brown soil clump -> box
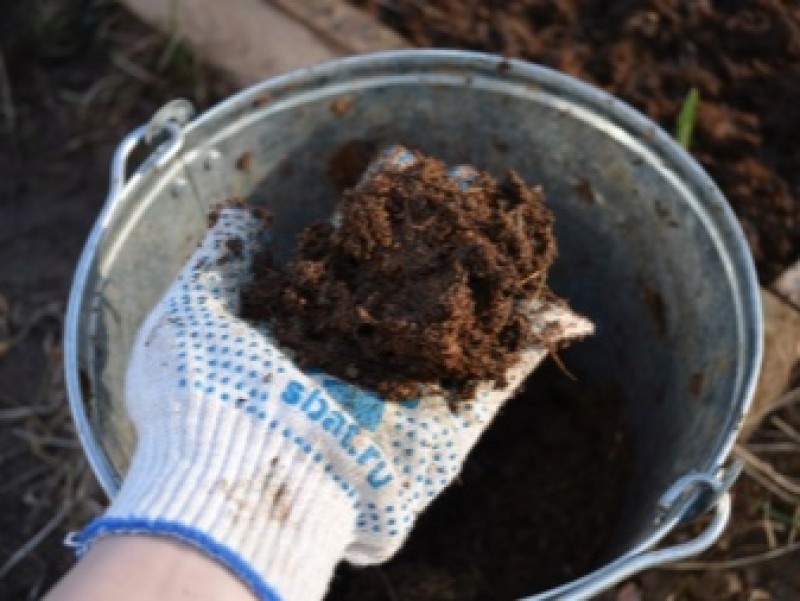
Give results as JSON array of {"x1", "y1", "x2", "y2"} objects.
[{"x1": 241, "y1": 149, "x2": 565, "y2": 400}]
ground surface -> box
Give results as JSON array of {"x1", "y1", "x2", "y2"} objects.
[
  {"x1": 356, "y1": 0, "x2": 800, "y2": 284},
  {"x1": 0, "y1": 1, "x2": 799, "y2": 600},
  {"x1": 0, "y1": 2, "x2": 232, "y2": 598}
]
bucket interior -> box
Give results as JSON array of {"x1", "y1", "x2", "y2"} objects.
[{"x1": 73, "y1": 53, "x2": 759, "y2": 598}]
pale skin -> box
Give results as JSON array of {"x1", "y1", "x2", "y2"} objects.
[{"x1": 45, "y1": 536, "x2": 256, "y2": 601}]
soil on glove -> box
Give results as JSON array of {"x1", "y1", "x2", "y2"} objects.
[
  {"x1": 328, "y1": 360, "x2": 634, "y2": 600},
  {"x1": 352, "y1": 0, "x2": 800, "y2": 283},
  {"x1": 242, "y1": 150, "x2": 569, "y2": 401}
]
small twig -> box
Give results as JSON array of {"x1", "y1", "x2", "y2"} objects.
[
  {"x1": 745, "y1": 442, "x2": 800, "y2": 454},
  {"x1": 740, "y1": 460, "x2": 798, "y2": 505},
  {"x1": 23, "y1": 463, "x2": 69, "y2": 507},
  {"x1": 662, "y1": 540, "x2": 800, "y2": 571},
  {"x1": 747, "y1": 387, "x2": 800, "y2": 435},
  {"x1": 736, "y1": 444, "x2": 800, "y2": 497},
  {"x1": 770, "y1": 415, "x2": 800, "y2": 445},
  {"x1": 764, "y1": 505, "x2": 800, "y2": 529},
  {"x1": 762, "y1": 502, "x2": 778, "y2": 549},
  {"x1": 0, "y1": 464, "x2": 51, "y2": 495},
  {"x1": 519, "y1": 270, "x2": 542, "y2": 285},
  {"x1": 0, "y1": 502, "x2": 72, "y2": 579},
  {"x1": 11, "y1": 429, "x2": 81, "y2": 450},
  {"x1": 77, "y1": 74, "x2": 121, "y2": 121},
  {"x1": 0, "y1": 302, "x2": 63, "y2": 357},
  {"x1": 111, "y1": 51, "x2": 166, "y2": 87},
  {"x1": 0, "y1": 401, "x2": 61, "y2": 421},
  {"x1": 547, "y1": 347, "x2": 577, "y2": 381},
  {"x1": 157, "y1": 0, "x2": 184, "y2": 72},
  {"x1": 756, "y1": 428, "x2": 799, "y2": 442},
  {"x1": 125, "y1": 34, "x2": 163, "y2": 58}
]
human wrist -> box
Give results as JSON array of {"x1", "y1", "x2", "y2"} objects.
[{"x1": 47, "y1": 536, "x2": 258, "y2": 601}]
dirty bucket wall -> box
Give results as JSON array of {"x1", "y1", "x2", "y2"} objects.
[{"x1": 66, "y1": 51, "x2": 761, "y2": 597}]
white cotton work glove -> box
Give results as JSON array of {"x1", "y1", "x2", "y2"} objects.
[{"x1": 72, "y1": 159, "x2": 593, "y2": 601}]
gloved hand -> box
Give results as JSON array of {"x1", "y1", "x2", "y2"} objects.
[{"x1": 73, "y1": 161, "x2": 592, "y2": 601}]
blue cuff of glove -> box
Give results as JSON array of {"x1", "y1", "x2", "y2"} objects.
[{"x1": 70, "y1": 517, "x2": 282, "y2": 601}]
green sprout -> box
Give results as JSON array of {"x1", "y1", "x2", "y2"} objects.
[{"x1": 675, "y1": 87, "x2": 700, "y2": 150}]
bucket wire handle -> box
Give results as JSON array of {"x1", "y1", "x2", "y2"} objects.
[
  {"x1": 522, "y1": 462, "x2": 741, "y2": 601},
  {"x1": 108, "y1": 99, "x2": 195, "y2": 199},
  {"x1": 65, "y1": 99, "x2": 196, "y2": 497}
]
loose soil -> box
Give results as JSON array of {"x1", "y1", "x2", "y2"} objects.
[
  {"x1": 353, "y1": 0, "x2": 800, "y2": 283},
  {"x1": 242, "y1": 150, "x2": 568, "y2": 401}
]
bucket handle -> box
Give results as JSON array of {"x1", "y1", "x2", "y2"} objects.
[
  {"x1": 108, "y1": 99, "x2": 195, "y2": 199},
  {"x1": 522, "y1": 462, "x2": 741, "y2": 601}
]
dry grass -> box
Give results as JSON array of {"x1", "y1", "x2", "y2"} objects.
[
  {"x1": 0, "y1": 293, "x2": 101, "y2": 598},
  {"x1": 638, "y1": 388, "x2": 800, "y2": 600},
  {"x1": 0, "y1": 1, "x2": 232, "y2": 597}
]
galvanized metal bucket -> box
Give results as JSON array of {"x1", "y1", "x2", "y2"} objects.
[{"x1": 65, "y1": 50, "x2": 762, "y2": 600}]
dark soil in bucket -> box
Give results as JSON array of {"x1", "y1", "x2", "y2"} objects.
[
  {"x1": 352, "y1": 0, "x2": 800, "y2": 283},
  {"x1": 241, "y1": 149, "x2": 572, "y2": 401},
  {"x1": 327, "y1": 360, "x2": 634, "y2": 600}
]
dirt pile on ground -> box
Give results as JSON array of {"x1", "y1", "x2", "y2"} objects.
[
  {"x1": 242, "y1": 149, "x2": 567, "y2": 400},
  {"x1": 353, "y1": 0, "x2": 800, "y2": 282}
]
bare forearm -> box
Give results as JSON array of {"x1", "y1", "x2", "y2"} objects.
[{"x1": 45, "y1": 536, "x2": 257, "y2": 601}]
